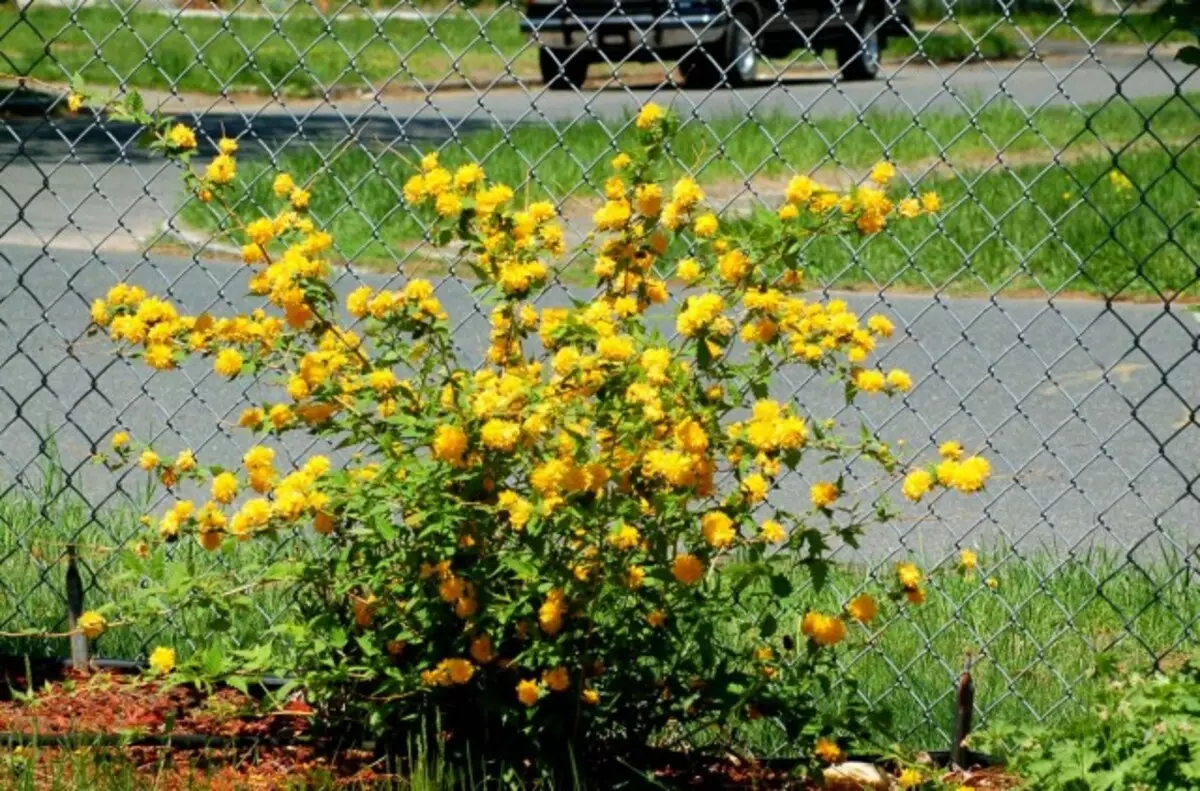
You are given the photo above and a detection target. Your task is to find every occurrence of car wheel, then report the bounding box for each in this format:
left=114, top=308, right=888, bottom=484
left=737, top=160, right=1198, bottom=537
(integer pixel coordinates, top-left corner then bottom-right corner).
left=539, top=48, right=589, bottom=90
left=836, top=11, right=881, bottom=81
left=683, top=7, right=758, bottom=89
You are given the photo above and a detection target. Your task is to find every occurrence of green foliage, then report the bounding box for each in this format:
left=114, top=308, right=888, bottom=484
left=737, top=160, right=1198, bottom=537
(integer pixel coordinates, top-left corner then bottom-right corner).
left=976, top=657, right=1200, bottom=790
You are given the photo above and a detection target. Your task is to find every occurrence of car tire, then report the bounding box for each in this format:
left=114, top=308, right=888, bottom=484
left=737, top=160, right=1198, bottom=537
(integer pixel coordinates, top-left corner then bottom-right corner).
left=539, top=48, right=589, bottom=90
left=836, top=11, right=882, bottom=81
left=682, top=7, right=758, bottom=89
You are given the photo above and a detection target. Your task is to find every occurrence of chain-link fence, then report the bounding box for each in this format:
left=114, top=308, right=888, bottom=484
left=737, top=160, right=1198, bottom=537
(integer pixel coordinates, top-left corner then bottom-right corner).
left=1, top=0, right=1198, bottom=747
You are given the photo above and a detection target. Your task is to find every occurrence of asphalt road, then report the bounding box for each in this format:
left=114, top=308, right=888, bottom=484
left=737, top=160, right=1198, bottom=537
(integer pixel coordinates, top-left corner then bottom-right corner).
left=2, top=48, right=1199, bottom=562
left=2, top=241, right=1198, bottom=563
left=1, top=47, right=1196, bottom=253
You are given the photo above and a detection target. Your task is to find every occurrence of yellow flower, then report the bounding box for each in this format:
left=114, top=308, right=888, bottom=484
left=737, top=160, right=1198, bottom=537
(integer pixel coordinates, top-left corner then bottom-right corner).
left=801, top=611, right=847, bottom=646
left=692, top=213, right=719, bottom=238
left=886, top=369, right=913, bottom=392
left=936, top=459, right=959, bottom=486
left=869, top=160, right=897, bottom=185
left=420, top=152, right=440, bottom=172
left=760, top=519, right=785, bottom=543
left=246, top=218, right=275, bottom=246
left=441, top=658, right=476, bottom=685
left=289, top=187, right=311, bottom=211
left=241, top=243, right=266, bottom=265
left=435, top=191, right=462, bottom=217
left=214, top=348, right=243, bottom=377
left=543, top=666, right=570, bottom=692
left=814, top=737, right=844, bottom=763
left=634, top=102, right=666, bottom=130
left=853, top=369, right=886, bottom=393
left=205, top=154, right=237, bottom=185
left=902, top=469, right=933, bottom=502
left=951, top=455, right=990, bottom=492
left=174, top=449, right=196, bottom=473
left=897, top=197, right=920, bottom=218
left=111, top=431, right=130, bottom=450
left=78, top=610, right=106, bottom=639
left=218, top=137, right=238, bottom=155
left=582, top=688, right=600, bottom=705
left=846, top=593, right=877, bottom=624
left=701, top=511, right=736, bottom=548
left=939, top=440, right=964, bottom=460
left=516, top=679, right=542, bottom=706
left=453, top=163, right=484, bottom=192
left=867, top=314, right=894, bottom=337
left=432, top=424, right=468, bottom=464
left=920, top=191, right=941, bottom=213
left=777, top=203, right=799, bottom=220
left=646, top=609, right=667, bottom=628
left=211, top=472, right=238, bottom=504
left=166, top=123, right=196, bottom=151
left=611, top=152, right=632, bottom=170
left=138, top=450, right=160, bottom=471
left=144, top=344, right=174, bottom=370
left=785, top=174, right=818, bottom=204
left=907, top=587, right=927, bottom=605
left=810, top=481, right=838, bottom=508
left=896, top=562, right=923, bottom=591
left=671, top=177, right=703, bottom=208
left=90, top=298, right=109, bottom=326
left=470, top=635, right=494, bottom=664
left=1108, top=169, right=1133, bottom=192
left=239, top=407, right=265, bottom=429
left=897, top=768, right=923, bottom=789
left=273, top=173, right=295, bottom=198
left=672, top=553, right=704, bottom=585
left=677, top=257, right=702, bottom=282
left=959, top=548, right=979, bottom=572
left=66, top=92, right=84, bottom=113
left=607, top=524, right=640, bottom=550
left=148, top=646, right=176, bottom=674
left=480, top=419, right=520, bottom=452
left=986, top=576, right=999, bottom=590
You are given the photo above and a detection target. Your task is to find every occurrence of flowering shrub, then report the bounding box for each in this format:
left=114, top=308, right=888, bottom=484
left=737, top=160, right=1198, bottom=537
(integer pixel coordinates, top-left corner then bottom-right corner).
left=83, top=92, right=989, bottom=768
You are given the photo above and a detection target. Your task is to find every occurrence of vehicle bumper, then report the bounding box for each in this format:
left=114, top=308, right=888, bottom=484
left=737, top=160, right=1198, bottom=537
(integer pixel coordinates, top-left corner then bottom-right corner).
left=520, top=13, right=727, bottom=53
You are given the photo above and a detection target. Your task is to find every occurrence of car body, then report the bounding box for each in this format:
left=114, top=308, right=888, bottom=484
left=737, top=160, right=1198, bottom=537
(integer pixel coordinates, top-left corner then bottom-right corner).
left=521, top=0, right=911, bottom=88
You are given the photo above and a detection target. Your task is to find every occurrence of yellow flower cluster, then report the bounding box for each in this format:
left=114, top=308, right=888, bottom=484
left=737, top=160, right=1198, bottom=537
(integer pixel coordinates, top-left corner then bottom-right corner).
left=93, top=105, right=988, bottom=747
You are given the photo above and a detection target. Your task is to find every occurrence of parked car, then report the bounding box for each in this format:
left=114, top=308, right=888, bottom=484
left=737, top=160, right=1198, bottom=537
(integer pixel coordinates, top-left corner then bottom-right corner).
left=520, top=0, right=910, bottom=88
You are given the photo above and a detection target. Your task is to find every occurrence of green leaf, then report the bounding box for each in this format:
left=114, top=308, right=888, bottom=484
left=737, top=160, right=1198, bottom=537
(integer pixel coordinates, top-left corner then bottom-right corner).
left=769, top=574, right=793, bottom=599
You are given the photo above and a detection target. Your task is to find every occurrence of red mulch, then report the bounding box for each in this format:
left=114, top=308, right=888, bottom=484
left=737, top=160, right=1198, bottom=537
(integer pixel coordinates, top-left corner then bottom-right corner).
left=0, top=670, right=384, bottom=788
left=0, top=670, right=1024, bottom=789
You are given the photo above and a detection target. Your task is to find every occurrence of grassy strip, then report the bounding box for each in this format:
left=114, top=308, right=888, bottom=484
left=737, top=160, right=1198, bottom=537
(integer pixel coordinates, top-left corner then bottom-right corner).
left=738, top=144, right=1200, bottom=297
left=181, top=95, right=1200, bottom=296
left=0, top=5, right=529, bottom=95
left=941, top=7, right=1188, bottom=47
left=1, top=4, right=1019, bottom=97
left=2, top=460, right=1195, bottom=747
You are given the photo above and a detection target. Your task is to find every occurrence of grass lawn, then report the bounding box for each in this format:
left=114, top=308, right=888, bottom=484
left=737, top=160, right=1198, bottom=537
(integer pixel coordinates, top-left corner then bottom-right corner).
left=919, top=5, right=1188, bottom=47
left=2, top=458, right=1196, bottom=750
left=181, top=94, right=1200, bottom=297
left=0, top=4, right=1020, bottom=97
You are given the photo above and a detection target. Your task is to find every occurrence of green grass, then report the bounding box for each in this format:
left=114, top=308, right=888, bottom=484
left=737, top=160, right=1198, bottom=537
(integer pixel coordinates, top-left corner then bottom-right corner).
left=182, top=94, right=1200, bottom=297
left=0, top=4, right=1020, bottom=97
left=2, top=458, right=1197, bottom=750
left=0, top=5, right=529, bottom=95
left=926, top=6, right=1189, bottom=47
left=0, top=454, right=294, bottom=661
left=759, top=144, right=1200, bottom=297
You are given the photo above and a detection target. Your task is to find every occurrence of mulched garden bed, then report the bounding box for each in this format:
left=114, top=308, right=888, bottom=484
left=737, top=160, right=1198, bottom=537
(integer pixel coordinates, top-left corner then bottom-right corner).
left=0, top=659, right=1022, bottom=789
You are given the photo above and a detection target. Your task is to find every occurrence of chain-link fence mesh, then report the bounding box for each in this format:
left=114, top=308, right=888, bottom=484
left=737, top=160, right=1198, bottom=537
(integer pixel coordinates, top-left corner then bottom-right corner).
left=1, top=0, right=1198, bottom=747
